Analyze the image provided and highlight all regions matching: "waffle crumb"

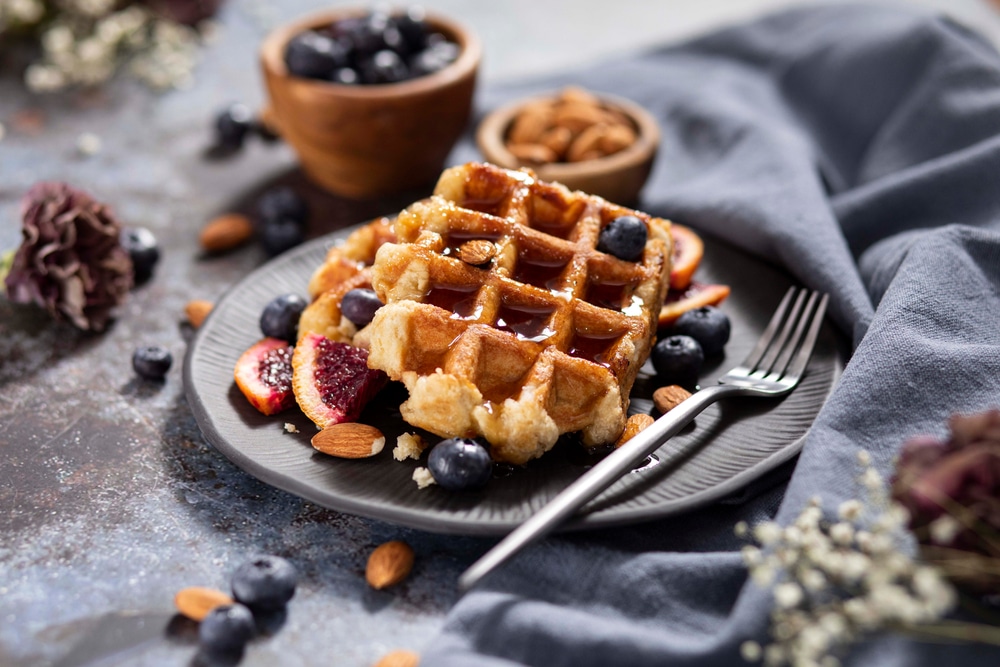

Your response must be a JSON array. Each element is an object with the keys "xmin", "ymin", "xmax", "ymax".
[
  {"xmin": 283, "ymin": 422, "xmax": 300, "ymax": 433},
  {"xmin": 393, "ymin": 432, "xmax": 427, "ymax": 461},
  {"xmin": 412, "ymin": 467, "xmax": 436, "ymax": 489}
]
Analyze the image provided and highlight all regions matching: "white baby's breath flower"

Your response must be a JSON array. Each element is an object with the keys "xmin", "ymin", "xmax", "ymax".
[
  {"xmin": 856, "ymin": 450, "xmax": 872, "ymax": 466},
  {"xmin": 861, "ymin": 467, "xmax": 882, "ymax": 491},
  {"xmin": 799, "ymin": 568, "xmax": 826, "ymax": 593},
  {"xmin": 735, "ymin": 521, "xmax": 750, "ymax": 538},
  {"xmin": 843, "ymin": 597, "xmax": 879, "ymax": 630},
  {"xmin": 838, "ymin": 499, "xmax": 863, "ymax": 522},
  {"xmin": 928, "ymin": 515, "xmax": 962, "ymax": 545},
  {"xmin": 773, "ymin": 582, "xmax": 804, "ymax": 609},
  {"xmin": 25, "ymin": 64, "xmax": 66, "ymax": 92},
  {"xmin": 762, "ymin": 643, "xmax": 786, "ymax": 667},
  {"xmin": 742, "ymin": 545, "xmax": 764, "ymax": 567},
  {"xmin": 754, "ymin": 521, "xmax": 782, "ymax": 546},
  {"xmin": 795, "ymin": 506, "xmax": 823, "ymax": 531},
  {"xmin": 42, "ymin": 26, "xmax": 75, "ymax": 55},
  {"xmin": 76, "ymin": 132, "xmax": 102, "ymax": 156},
  {"xmin": 740, "ymin": 640, "xmax": 763, "ymax": 662},
  {"xmin": 818, "ymin": 611, "xmax": 849, "ymax": 640},
  {"xmin": 912, "ymin": 566, "xmax": 955, "ymax": 615},
  {"xmin": 829, "ymin": 522, "xmax": 854, "ymax": 546}
]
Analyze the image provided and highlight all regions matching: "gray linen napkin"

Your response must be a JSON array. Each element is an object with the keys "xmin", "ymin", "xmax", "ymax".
[{"xmin": 425, "ymin": 3, "xmax": 1000, "ymax": 666}]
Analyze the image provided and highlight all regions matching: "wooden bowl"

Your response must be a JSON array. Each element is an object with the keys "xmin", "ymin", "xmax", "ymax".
[
  {"xmin": 476, "ymin": 91, "xmax": 660, "ymax": 204},
  {"xmin": 260, "ymin": 8, "xmax": 481, "ymax": 199}
]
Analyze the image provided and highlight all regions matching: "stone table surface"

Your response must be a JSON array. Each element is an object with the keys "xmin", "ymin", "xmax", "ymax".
[{"xmin": 3, "ymin": 1, "xmax": 1000, "ymax": 666}]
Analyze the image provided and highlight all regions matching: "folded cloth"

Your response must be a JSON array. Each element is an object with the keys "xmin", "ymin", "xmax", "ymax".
[{"xmin": 425, "ymin": 4, "xmax": 1000, "ymax": 666}]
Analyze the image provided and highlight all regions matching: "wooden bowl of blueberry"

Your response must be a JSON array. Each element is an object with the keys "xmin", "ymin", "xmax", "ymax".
[{"xmin": 260, "ymin": 6, "xmax": 481, "ymax": 199}]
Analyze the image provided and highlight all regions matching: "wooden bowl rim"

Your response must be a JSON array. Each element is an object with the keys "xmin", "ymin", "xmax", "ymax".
[
  {"xmin": 475, "ymin": 91, "xmax": 661, "ymax": 181},
  {"xmin": 260, "ymin": 7, "xmax": 481, "ymax": 98}
]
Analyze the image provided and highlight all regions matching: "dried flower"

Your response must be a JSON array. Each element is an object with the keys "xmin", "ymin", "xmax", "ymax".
[
  {"xmin": 892, "ymin": 409, "xmax": 1000, "ymax": 592},
  {"xmin": 4, "ymin": 182, "xmax": 132, "ymax": 331}
]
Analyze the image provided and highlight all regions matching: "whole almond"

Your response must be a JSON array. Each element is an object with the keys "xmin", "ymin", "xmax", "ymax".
[
  {"xmin": 458, "ymin": 239, "xmax": 496, "ymax": 266},
  {"xmin": 507, "ymin": 103, "xmax": 553, "ymax": 144},
  {"xmin": 553, "ymin": 101, "xmax": 610, "ymax": 134},
  {"xmin": 538, "ymin": 126, "xmax": 573, "ymax": 159},
  {"xmin": 615, "ymin": 413, "xmax": 655, "ymax": 447},
  {"xmin": 200, "ymin": 213, "xmax": 254, "ymax": 253},
  {"xmin": 566, "ymin": 124, "xmax": 608, "ymax": 162},
  {"xmin": 366, "ymin": 540, "xmax": 414, "ymax": 590},
  {"xmin": 653, "ymin": 385, "xmax": 693, "ymax": 414},
  {"xmin": 312, "ymin": 423, "xmax": 385, "ymax": 459},
  {"xmin": 558, "ymin": 85, "xmax": 601, "ymax": 107},
  {"xmin": 174, "ymin": 587, "xmax": 233, "ymax": 621},
  {"xmin": 372, "ymin": 650, "xmax": 420, "ymax": 667},
  {"xmin": 508, "ymin": 142, "xmax": 558, "ymax": 164},
  {"xmin": 185, "ymin": 299, "xmax": 213, "ymax": 329}
]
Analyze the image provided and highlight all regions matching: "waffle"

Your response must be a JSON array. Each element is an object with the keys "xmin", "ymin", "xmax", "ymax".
[
  {"xmin": 365, "ymin": 162, "xmax": 673, "ymax": 465},
  {"xmin": 298, "ymin": 216, "xmax": 396, "ymax": 346}
]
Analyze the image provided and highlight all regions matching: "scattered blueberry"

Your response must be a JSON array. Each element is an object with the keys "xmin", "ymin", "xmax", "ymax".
[
  {"xmin": 119, "ymin": 227, "xmax": 160, "ymax": 284},
  {"xmin": 597, "ymin": 215, "xmax": 647, "ymax": 262},
  {"xmin": 361, "ymin": 49, "xmax": 409, "ymax": 84},
  {"xmin": 214, "ymin": 103, "xmax": 254, "ymax": 150},
  {"xmin": 259, "ymin": 218, "xmax": 305, "ymax": 257},
  {"xmin": 428, "ymin": 438, "xmax": 492, "ymax": 491},
  {"xmin": 257, "ymin": 187, "xmax": 308, "ymax": 226},
  {"xmin": 198, "ymin": 603, "xmax": 256, "ymax": 655},
  {"xmin": 650, "ymin": 335, "xmax": 703, "ymax": 386},
  {"xmin": 132, "ymin": 345, "xmax": 173, "ymax": 381},
  {"xmin": 671, "ymin": 306, "xmax": 731, "ymax": 357},
  {"xmin": 259, "ymin": 293, "xmax": 308, "ymax": 342},
  {"xmin": 231, "ymin": 555, "xmax": 298, "ymax": 612},
  {"xmin": 340, "ymin": 288, "xmax": 383, "ymax": 328},
  {"xmin": 284, "ymin": 30, "xmax": 349, "ymax": 79}
]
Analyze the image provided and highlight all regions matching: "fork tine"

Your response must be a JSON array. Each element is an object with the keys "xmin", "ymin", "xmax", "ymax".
[
  {"xmin": 739, "ymin": 286, "xmax": 797, "ymax": 372},
  {"xmin": 782, "ymin": 292, "xmax": 829, "ymax": 383},
  {"xmin": 756, "ymin": 288, "xmax": 808, "ymax": 375},
  {"xmin": 766, "ymin": 290, "xmax": 821, "ymax": 380}
]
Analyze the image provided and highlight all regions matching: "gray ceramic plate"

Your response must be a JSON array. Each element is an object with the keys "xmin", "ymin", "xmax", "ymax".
[{"xmin": 184, "ymin": 225, "xmax": 843, "ymax": 535}]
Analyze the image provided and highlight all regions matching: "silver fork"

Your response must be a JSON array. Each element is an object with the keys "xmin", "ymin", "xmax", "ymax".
[{"xmin": 458, "ymin": 286, "xmax": 829, "ymax": 592}]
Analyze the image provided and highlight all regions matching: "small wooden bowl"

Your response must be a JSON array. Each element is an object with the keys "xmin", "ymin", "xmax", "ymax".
[
  {"xmin": 260, "ymin": 8, "xmax": 481, "ymax": 199},
  {"xmin": 476, "ymin": 92, "xmax": 660, "ymax": 204}
]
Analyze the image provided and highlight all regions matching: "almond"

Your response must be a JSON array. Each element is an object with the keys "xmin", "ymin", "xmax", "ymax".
[
  {"xmin": 458, "ymin": 239, "xmax": 497, "ymax": 266},
  {"xmin": 599, "ymin": 123, "xmax": 637, "ymax": 155},
  {"xmin": 174, "ymin": 586, "xmax": 233, "ymax": 621},
  {"xmin": 366, "ymin": 540, "xmax": 414, "ymax": 590},
  {"xmin": 566, "ymin": 124, "xmax": 608, "ymax": 162},
  {"xmin": 508, "ymin": 142, "xmax": 557, "ymax": 164},
  {"xmin": 507, "ymin": 103, "xmax": 553, "ymax": 144},
  {"xmin": 538, "ymin": 126, "xmax": 573, "ymax": 159},
  {"xmin": 615, "ymin": 413, "xmax": 655, "ymax": 447},
  {"xmin": 184, "ymin": 299, "xmax": 213, "ymax": 329},
  {"xmin": 200, "ymin": 213, "xmax": 254, "ymax": 253},
  {"xmin": 372, "ymin": 650, "xmax": 420, "ymax": 667},
  {"xmin": 312, "ymin": 422, "xmax": 385, "ymax": 459},
  {"xmin": 653, "ymin": 385, "xmax": 693, "ymax": 414}
]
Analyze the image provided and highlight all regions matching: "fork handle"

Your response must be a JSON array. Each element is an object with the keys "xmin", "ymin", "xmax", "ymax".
[{"xmin": 458, "ymin": 383, "xmax": 740, "ymax": 592}]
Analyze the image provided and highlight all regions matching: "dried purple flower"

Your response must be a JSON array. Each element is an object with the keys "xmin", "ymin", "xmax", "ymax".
[{"xmin": 4, "ymin": 182, "xmax": 133, "ymax": 331}]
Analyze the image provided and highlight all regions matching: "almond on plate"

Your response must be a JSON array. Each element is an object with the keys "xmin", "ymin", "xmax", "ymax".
[{"xmin": 312, "ymin": 422, "xmax": 385, "ymax": 459}]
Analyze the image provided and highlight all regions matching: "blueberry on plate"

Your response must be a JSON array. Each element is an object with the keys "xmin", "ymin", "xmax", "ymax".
[
  {"xmin": 259, "ymin": 293, "xmax": 308, "ymax": 342},
  {"xmin": 199, "ymin": 603, "xmax": 256, "ymax": 654},
  {"xmin": 597, "ymin": 215, "xmax": 647, "ymax": 262},
  {"xmin": 650, "ymin": 335, "xmax": 703, "ymax": 386},
  {"xmin": 259, "ymin": 218, "xmax": 305, "ymax": 257},
  {"xmin": 428, "ymin": 438, "xmax": 492, "ymax": 491},
  {"xmin": 257, "ymin": 187, "xmax": 308, "ymax": 226},
  {"xmin": 231, "ymin": 555, "xmax": 298, "ymax": 612},
  {"xmin": 132, "ymin": 345, "xmax": 173, "ymax": 381},
  {"xmin": 284, "ymin": 30, "xmax": 349, "ymax": 80},
  {"xmin": 671, "ymin": 305, "xmax": 731, "ymax": 357},
  {"xmin": 214, "ymin": 103, "xmax": 254, "ymax": 151},
  {"xmin": 340, "ymin": 288, "xmax": 383, "ymax": 328},
  {"xmin": 119, "ymin": 227, "xmax": 160, "ymax": 284}
]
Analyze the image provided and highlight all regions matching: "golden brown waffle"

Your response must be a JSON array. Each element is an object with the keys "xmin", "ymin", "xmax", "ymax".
[
  {"xmin": 299, "ymin": 216, "xmax": 396, "ymax": 346},
  {"xmin": 366, "ymin": 162, "xmax": 673, "ymax": 464}
]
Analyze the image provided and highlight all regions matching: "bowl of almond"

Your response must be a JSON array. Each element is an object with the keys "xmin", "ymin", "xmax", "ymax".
[{"xmin": 475, "ymin": 86, "xmax": 660, "ymax": 204}]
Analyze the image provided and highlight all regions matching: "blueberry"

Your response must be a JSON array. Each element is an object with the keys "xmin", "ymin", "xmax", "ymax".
[
  {"xmin": 597, "ymin": 215, "xmax": 647, "ymax": 262},
  {"xmin": 214, "ymin": 103, "xmax": 254, "ymax": 150},
  {"xmin": 671, "ymin": 306, "xmax": 731, "ymax": 357},
  {"xmin": 259, "ymin": 293, "xmax": 307, "ymax": 342},
  {"xmin": 330, "ymin": 67, "xmax": 360, "ymax": 85},
  {"xmin": 409, "ymin": 41, "xmax": 459, "ymax": 77},
  {"xmin": 198, "ymin": 603, "xmax": 256, "ymax": 654},
  {"xmin": 259, "ymin": 218, "xmax": 305, "ymax": 257},
  {"xmin": 132, "ymin": 345, "xmax": 172, "ymax": 381},
  {"xmin": 428, "ymin": 438, "xmax": 492, "ymax": 491},
  {"xmin": 650, "ymin": 335, "xmax": 703, "ymax": 386},
  {"xmin": 340, "ymin": 288, "xmax": 383, "ymax": 328},
  {"xmin": 393, "ymin": 6, "xmax": 428, "ymax": 52},
  {"xmin": 231, "ymin": 555, "xmax": 298, "ymax": 611},
  {"xmin": 119, "ymin": 227, "xmax": 160, "ymax": 284},
  {"xmin": 284, "ymin": 30, "xmax": 349, "ymax": 79},
  {"xmin": 361, "ymin": 50, "xmax": 409, "ymax": 84},
  {"xmin": 257, "ymin": 186, "xmax": 308, "ymax": 226}
]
